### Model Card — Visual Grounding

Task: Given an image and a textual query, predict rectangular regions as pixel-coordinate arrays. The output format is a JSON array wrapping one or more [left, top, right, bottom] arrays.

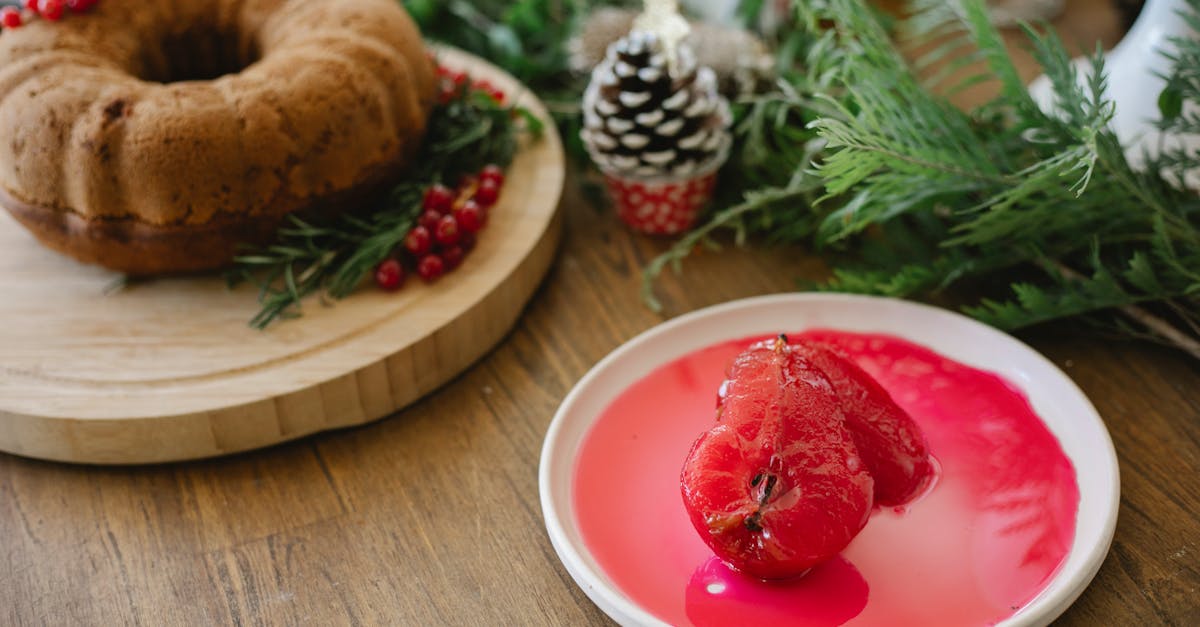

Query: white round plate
[[539, 293, 1119, 627]]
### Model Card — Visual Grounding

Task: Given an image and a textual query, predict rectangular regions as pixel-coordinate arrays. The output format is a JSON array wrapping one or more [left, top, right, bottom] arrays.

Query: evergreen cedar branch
[[408, 0, 1199, 355]]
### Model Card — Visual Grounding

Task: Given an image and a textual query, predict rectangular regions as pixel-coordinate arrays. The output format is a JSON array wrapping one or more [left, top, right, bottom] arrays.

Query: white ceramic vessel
[[1029, 0, 1199, 182], [539, 294, 1120, 627]]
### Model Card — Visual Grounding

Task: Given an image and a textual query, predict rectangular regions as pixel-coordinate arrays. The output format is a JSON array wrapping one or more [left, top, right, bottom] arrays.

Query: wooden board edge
[[0, 208, 563, 464]]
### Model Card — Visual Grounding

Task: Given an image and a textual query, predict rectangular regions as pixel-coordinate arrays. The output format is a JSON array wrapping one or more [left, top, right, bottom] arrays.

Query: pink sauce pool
[[572, 331, 1079, 626]]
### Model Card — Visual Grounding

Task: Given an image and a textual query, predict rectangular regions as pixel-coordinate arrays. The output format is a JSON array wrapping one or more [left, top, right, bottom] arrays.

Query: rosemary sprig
[[228, 85, 542, 329]]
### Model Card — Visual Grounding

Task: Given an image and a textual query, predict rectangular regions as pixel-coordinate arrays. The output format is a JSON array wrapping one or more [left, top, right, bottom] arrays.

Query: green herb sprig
[[407, 0, 1200, 357], [402, 0, 640, 155], [645, 0, 1200, 357], [228, 84, 542, 329]]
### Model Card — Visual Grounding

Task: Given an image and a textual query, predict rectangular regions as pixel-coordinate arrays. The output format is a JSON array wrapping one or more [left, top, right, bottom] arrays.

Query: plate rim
[[538, 292, 1120, 627]]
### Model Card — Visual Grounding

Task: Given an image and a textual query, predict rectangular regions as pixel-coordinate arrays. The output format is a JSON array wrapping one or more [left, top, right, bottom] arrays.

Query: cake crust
[[0, 0, 437, 274], [0, 155, 407, 275]]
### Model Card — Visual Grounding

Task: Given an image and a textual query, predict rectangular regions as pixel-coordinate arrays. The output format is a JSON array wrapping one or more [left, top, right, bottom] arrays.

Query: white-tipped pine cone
[[568, 8, 775, 97], [581, 30, 732, 180]]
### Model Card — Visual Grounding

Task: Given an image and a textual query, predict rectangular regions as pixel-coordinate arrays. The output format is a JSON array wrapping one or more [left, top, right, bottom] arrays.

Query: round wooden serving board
[[0, 49, 565, 465]]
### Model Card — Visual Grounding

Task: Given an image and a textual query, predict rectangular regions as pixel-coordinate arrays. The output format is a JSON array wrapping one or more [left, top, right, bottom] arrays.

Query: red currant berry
[[38, 0, 64, 20], [474, 178, 500, 208], [417, 254, 445, 282], [403, 225, 432, 257], [459, 231, 477, 252], [435, 214, 461, 246], [374, 258, 405, 292], [24, 0, 37, 12], [473, 79, 506, 104], [479, 164, 505, 188], [1, 7, 22, 28], [442, 245, 465, 270], [422, 184, 453, 214], [417, 209, 442, 232], [455, 200, 486, 233], [67, 0, 98, 11]]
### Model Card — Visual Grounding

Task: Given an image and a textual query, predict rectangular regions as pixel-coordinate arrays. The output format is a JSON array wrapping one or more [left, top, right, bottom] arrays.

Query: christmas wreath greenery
[[409, 0, 1199, 358]]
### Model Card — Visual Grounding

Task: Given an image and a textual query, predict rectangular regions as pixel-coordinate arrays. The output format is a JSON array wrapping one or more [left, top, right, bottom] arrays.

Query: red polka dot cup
[[599, 143, 729, 236], [604, 172, 719, 236]]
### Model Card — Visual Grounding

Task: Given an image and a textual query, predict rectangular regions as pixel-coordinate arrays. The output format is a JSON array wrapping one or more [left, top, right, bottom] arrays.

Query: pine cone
[[568, 8, 775, 98], [581, 31, 732, 180]]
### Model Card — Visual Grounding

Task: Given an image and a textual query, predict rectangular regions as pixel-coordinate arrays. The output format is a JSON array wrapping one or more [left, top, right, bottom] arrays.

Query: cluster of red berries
[[373, 164, 506, 292], [1, 0, 98, 28], [435, 65, 506, 106]]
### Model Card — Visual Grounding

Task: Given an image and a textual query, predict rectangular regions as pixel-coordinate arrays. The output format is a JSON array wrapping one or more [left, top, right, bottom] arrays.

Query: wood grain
[[1, 2, 1197, 626], [0, 49, 564, 464]]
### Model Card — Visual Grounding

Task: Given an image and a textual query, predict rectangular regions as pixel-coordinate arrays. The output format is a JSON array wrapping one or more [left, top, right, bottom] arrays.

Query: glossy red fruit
[[374, 258, 405, 291], [403, 225, 432, 257], [38, 0, 64, 20], [488, 87, 507, 104], [435, 214, 460, 246], [681, 336, 874, 580], [417, 209, 442, 232], [442, 245, 465, 270], [479, 164, 504, 188], [24, 0, 38, 12], [1, 7, 21, 27], [417, 254, 445, 282], [793, 342, 933, 506], [423, 184, 454, 214], [474, 178, 500, 208], [455, 200, 486, 233], [67, 0, 98, 11], [474, 79, 505, 104]]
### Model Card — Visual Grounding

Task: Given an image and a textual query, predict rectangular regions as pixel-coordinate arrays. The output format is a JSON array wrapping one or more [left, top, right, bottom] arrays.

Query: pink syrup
[[572, 331, 1079, 626]]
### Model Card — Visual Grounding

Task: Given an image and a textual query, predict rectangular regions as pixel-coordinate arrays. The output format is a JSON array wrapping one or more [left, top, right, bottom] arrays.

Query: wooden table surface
[[3, 2, 1198, 625]]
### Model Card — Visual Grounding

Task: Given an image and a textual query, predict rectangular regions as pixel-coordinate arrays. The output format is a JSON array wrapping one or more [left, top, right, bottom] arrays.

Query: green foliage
[[647, 0, 1200, 351], [804, 0, 1198, 338], [406, 0, 1200, 351], [405, 0, 605, 86], [228, 87, 540, 329], [403, 0, 641, 161]]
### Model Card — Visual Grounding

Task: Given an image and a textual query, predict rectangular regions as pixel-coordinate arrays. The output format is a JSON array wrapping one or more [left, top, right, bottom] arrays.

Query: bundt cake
[[0, 0, 436, 275]]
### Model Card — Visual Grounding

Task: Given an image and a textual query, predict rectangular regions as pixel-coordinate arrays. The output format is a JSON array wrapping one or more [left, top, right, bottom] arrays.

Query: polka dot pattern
[[605, 173, 718, 235]]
